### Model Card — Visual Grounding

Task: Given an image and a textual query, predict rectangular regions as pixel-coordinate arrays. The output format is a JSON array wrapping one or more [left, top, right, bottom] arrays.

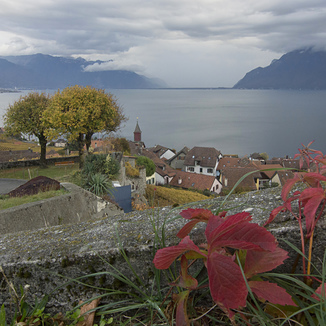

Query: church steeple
[[134, 118, 142, 142]]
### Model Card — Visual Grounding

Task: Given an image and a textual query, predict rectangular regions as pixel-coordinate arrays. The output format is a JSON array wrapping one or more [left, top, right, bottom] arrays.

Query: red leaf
[[207, 212, 252, 244], [207, 252, 248, 313], [177, 220, 201, 238], [303, 196, 325, 235], [281, 174, 301, 201], [210, 220, 277, 252], [248, 281, 295, 306], [244, 247, 289, 278], [176, 255, 198, 290], [205, 214, 224, 243], [303, 172, 326, 187], [179, 208, 214, 220], [264, 205, 287, 226], [177, 209, 217, 238], [312, 283, 326, 301], [173, 291, 190, 326], [153, 236, 206, 269]]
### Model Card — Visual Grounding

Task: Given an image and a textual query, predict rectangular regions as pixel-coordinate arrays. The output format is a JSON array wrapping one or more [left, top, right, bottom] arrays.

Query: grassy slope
[[0, 164, 80, 182], [146, 184, 211, 207], [0, 137, 62, 153], [0, 189, 68, 210]]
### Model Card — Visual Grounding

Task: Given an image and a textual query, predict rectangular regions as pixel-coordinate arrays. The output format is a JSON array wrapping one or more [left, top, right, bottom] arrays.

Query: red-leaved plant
[[265, 142, 326, 281], [153, 208, 294, 324], [262, 142, 326, 320]]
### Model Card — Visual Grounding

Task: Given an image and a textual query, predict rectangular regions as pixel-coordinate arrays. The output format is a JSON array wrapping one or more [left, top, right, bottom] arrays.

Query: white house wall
[[210, 179, 222, 194], [160, 150, 175, 160], [155, 172, 166, 185]]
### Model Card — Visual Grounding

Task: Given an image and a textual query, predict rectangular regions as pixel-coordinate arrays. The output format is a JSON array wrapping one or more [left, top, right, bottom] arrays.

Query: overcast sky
[[1, 0, 326, 87]]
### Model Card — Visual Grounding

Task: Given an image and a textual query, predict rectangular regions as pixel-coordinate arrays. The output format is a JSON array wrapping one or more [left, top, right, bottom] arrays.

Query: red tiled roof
[[170, 170, 218, 191], [220, 166, 260, 190], [184, 146, 221, 168], [256, 164, 283, 179]]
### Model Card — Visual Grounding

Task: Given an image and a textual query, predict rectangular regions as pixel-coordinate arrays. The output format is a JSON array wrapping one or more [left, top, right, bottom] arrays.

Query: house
[[169, 170, 222, 194], [218, 159, 293, 192], [148, 144, 175, 160], [267, 158, 308, 171], [219, 165, 261, 191], [167, 146, 189, 170], [54, 139, 67, 148], [253, 163, 285, 189], [142, 149, 176, 185], [184, 146, 222, 176]]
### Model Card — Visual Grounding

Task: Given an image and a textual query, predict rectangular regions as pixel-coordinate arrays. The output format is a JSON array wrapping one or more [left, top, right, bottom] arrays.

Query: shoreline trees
[[43, 85, 127, 168], [4, 92, 51, 167]]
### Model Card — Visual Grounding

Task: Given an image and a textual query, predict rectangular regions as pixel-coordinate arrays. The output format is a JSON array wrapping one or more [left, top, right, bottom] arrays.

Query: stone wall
[[0, 183, 123, 235], [0, 186, 325, 318], [118, 156, 147, 196]]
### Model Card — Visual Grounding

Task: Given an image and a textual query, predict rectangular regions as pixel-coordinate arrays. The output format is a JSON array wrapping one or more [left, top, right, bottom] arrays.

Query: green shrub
[[81, 154, 119, 194], [136, 156, 155, 177], [85, 173, 112, 196]]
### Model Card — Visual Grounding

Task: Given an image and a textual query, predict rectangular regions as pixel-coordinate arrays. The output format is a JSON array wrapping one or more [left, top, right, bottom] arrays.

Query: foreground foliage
[[2, 143, 326, 325], [153, 142, 326, 325]]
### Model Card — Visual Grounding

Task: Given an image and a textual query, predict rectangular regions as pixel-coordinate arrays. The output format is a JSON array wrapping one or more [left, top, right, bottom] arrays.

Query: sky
[[1, 0, 326, 88]]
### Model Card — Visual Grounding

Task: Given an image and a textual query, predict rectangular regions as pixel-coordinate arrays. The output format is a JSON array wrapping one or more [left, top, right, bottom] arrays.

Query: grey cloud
[[1, 0, 326, 86]]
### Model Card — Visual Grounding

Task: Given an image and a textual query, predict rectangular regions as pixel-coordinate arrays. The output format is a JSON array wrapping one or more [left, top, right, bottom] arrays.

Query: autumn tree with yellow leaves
[[4, 92, 51, 167], [43, 85, 126, 167]]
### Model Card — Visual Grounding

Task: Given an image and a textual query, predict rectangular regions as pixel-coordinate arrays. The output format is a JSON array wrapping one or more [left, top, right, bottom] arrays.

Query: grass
[[0, 164, 80, 183], [0, 189, 68, 210], [0, 137, 62, 153], [145, 184, 211, 207]]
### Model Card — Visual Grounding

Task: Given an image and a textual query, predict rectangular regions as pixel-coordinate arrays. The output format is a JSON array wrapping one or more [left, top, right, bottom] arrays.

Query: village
[[74, 120, 304, 203], [0, 120, 305, 203]]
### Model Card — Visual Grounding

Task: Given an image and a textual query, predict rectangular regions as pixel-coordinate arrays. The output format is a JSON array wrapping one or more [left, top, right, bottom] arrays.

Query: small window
[[200, 168, 203, 173], [207, 168, 213, 173], [188, 167, 194, 172]]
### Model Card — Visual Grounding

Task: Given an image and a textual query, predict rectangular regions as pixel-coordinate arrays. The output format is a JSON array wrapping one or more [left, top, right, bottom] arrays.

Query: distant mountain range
[[233, 48, 326, 90], [0, 53, 166, 89]]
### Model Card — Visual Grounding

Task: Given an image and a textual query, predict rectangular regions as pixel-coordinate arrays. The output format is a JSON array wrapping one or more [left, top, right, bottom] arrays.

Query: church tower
[[134, 118, 142, 142]]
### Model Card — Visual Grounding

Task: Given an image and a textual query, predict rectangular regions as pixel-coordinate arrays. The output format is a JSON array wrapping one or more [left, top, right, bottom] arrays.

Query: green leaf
[[0, 304, 6, 326]]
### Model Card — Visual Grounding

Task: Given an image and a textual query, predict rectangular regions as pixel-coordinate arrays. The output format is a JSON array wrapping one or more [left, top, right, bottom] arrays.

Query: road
[[0, 178, 27, 195]]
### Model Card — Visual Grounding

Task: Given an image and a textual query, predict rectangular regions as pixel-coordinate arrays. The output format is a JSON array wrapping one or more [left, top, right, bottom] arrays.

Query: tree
[[43, 85, 127, 168], [259, 152, 269, 161], [136, 156, 155, 177], [4, 92, 51, 167]]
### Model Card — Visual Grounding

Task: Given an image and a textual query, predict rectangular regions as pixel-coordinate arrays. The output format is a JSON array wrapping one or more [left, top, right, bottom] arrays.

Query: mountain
[[0, 53, 166, 89], [233, 48, 326, 90]]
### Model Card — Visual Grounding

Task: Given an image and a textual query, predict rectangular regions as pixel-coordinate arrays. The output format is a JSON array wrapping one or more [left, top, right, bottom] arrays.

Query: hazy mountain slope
[[0, 53, 166, 89], [233, 48, 326, 90]]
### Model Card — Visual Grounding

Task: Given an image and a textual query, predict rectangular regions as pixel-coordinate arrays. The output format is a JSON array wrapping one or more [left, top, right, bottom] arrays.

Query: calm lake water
[[1, 88, 326, 158]]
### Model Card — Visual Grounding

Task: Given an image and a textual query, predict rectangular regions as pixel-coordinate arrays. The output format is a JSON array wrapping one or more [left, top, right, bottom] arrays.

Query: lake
[[1, 88, 326, 158]]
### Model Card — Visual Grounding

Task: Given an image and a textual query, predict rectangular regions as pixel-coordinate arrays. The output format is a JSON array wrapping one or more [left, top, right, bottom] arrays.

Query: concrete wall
[[0, 183, 122, 235], [0, 186, 325, 319]]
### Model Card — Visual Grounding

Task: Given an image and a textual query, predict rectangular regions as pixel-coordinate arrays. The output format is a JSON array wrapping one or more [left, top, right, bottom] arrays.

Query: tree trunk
[[78, 133, 85, 169], [85, 131, 93, 153], [39, 133, 47, 168]]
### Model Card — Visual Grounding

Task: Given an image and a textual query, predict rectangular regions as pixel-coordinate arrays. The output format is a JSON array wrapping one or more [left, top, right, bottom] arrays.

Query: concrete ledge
[[0, 183, 123, 235], [0, 187, 325, 317]]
